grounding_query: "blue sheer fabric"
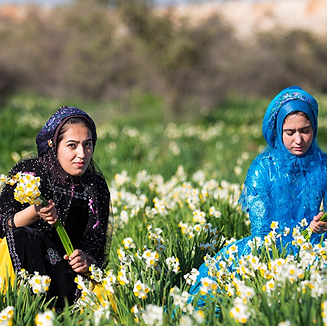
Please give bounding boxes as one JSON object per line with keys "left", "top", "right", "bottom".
{"left": 188, "top": 86, "right": 327, "bottom": 306}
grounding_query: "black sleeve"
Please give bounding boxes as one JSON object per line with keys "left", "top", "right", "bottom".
{"left": 0, "top": 158, "right": 47, "bottom": 237}
{"left": 81, "top": 175, "right": 111, "bottom": 267}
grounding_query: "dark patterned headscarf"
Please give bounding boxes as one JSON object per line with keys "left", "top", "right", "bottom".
{"left": 36, "top": 106, "right": 97, "bottom": 156}
{"left": 35, "top": 106, "right": 99, "bottom": 188}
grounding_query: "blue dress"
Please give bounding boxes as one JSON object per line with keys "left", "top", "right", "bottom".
{"left": 189, "top": 146, "right": 327, "bottom": 303}
{"left": 189, "top": 86, "right": 327, "bottom": 306}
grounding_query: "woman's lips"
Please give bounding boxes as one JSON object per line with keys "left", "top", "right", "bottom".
{"left": 74, "top": 162, "right": 85, "bottom": 167}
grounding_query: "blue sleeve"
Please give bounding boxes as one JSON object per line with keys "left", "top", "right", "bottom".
{"left": 317, "top": 151, "right": 327, "bottom": 212}
{"left": 238, "top": 156, "right": 272, "bottom": 236}
{"left": 323, "top": 175, "right": 327, "bottom": 213}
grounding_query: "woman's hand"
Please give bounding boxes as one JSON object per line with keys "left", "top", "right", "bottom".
{"left": 310, "top": 211, "right": 327, "bottom": 234}
{"left": 35, "top": 199, "right": 58, "bottom": 225}
{"left": 64, "top": 249, "right": 91, "bottom": 274}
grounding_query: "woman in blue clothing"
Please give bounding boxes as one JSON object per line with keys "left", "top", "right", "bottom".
{"left": 189, "top": 86, "right": 327, "bottom": 305}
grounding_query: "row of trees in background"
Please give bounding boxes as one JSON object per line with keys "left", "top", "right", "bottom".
{"left": 1, "top": 0, "right": 327, "bottom": 119}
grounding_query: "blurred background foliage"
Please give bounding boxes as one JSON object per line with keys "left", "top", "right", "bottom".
{"left": 3, "top": 91, "right": 327, "bottom": 187}
{"left": 2, "top": 0, "right": 327, "bottom": 121}
{"left": 2, "top": 0, "right": 327, "bottom": 184}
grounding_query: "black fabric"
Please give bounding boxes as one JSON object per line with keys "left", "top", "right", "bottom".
{"left": 65, "top": 195, "right": 88, "bottom": 249}
{"left": 0, "top": 157, "right": 111, "bottom": 308}
{"left": 10, "top": 227, "right": 77, "bottom": 308}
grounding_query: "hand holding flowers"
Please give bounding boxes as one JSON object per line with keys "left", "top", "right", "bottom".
{"left": 302, "top": 212, "right": 327, "bottom": 241}
{"left": 309, "top": 211, "right": 327, "bottom": 233}
{"left": 64, "top": 250, "right": 91, "bottom": 274}
{"left": 1, "top": 172, "right": 74, "bottom": 255}
{"left": 34, "top": 200, "right": 58, "bottom": 225}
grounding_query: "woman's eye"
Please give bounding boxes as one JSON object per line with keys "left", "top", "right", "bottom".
{"left": 68, "top": 143, "right": 76, "bottom": 148}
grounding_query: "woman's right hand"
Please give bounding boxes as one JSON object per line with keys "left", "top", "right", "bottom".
{"left": 35, "top": 200, "right": 58, "bottom": 225}
{"left": 310, "top": 211, "right": 327, "bottom": 234}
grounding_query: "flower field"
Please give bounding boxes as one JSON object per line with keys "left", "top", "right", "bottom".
{"left": 2, "top": 93, "right": 327, "bottom": 325}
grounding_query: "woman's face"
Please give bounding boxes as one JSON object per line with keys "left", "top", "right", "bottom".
{"left": 282, "top": 113, "right": 313, "bottom": 156}
{"left": 57, "top": 123, "right": 93, "bottom": 176}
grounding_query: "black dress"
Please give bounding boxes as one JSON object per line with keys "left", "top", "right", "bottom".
{"left": 0, "top": 157, "right": 111, "bottom": 308}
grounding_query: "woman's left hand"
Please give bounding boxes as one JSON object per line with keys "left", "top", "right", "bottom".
{"left": 310, "top": 212, "right": 327, "bottom": 234}
{"left": 64, "top": 249, "right": 89, "bottom": 274}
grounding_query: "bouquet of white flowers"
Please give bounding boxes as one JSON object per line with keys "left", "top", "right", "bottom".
{"left": 1, "top": 172, "right": 74, "bottom": 255}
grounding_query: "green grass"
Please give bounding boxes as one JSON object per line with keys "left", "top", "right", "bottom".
{"left": 0, "top": 91, "right": 268, "bottom": 183}
{"left": 2, "top": 92, "right": 327, "bottom": 325}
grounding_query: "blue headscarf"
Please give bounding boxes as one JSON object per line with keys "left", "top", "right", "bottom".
{"left": 262, "top": 86, "right": 318, "bottom": 152}
{"left": 262, "top": 86, "right": 318, "bottom": 148}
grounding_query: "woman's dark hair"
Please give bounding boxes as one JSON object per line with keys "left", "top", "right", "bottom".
{"left": 285, "top": 110, "right": 310, "bottom": 121}
{"left": 57, "top": 117, "right": 93, "bottom": 145}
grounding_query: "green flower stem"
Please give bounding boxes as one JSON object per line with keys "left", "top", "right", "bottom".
{"left": 40, "top": 195, "right": 74, "bottom": 256}
{"left": 320, "top": 212, "right": 327, "bottom": 222}
{"left": 54, "top": 220, "right": 74, "bottom": 256}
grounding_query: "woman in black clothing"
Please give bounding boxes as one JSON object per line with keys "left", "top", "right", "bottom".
{"left": 0, "top": 106, "right": 112, "bottom": 309}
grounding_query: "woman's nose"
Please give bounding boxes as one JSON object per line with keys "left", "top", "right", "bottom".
{"left": 77, "top": 145, "right": 85, "bottom": 158}
{"left": 294, "top": 132, "right": 303, "bottom": 144}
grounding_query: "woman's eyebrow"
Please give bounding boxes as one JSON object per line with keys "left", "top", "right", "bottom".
{"left": 283, "top": 126, "right": 311, "bottom": 131}
{"left": 66, "top": 138, "right": 92, "bottom": 143}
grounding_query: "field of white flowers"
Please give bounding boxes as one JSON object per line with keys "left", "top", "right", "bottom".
{"left": 2, "top": 93, "right": 327, "bottom": 325}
